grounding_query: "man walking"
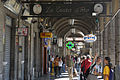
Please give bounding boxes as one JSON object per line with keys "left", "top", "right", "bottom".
{"left": 66, "top": 53, "right": 73, "bottom": 80}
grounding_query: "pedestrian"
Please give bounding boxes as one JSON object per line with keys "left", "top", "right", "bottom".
{"left": 76, "top": 57, "right": 80, "bottom": 72}
{"left": 62, "top": 57, "right": 66, "bottom": 72}
{"left": 54, "top": 55, "right": 59, "bottom": 77}
{"left": 66, "top": 53, "right": 73, "bottom": 80}
{"left": 58, "top": 57, "right": 63, "bottom": 77}
{"left": 81, "top": 55, "right": 86, "bottom": 63}
{"left": 103, "top": 57, "right": 112, "bottom": 80}
{"left": 81, "top": 55, "right": 92, "bottom": 80}
{"left": 81, "top": 54, "right": 97, "bottom": 80}
{"left": 93, "top": 56, "right": 102, "bottom": 76}
{"left": 50, "top": 59, "right": 52, "bottom": 73}
{"left": 51, "top": 55, "right": 54, "bottom": 62}
{"left": 50, "top": 55, "right": 54, "bottom": 73}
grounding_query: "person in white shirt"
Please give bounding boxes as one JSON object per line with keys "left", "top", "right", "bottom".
{"left": 58, "top": 57, "right": 63, "bottom": 77}
{"left": 93, "top": 57, "right": 102, "bottom": 76}
{"left": 51, "top": 55, "right": 54, "bottom": 62}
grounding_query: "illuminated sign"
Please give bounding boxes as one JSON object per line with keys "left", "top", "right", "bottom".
{"left": 83, "top": 34, "right": 97, "bottom": 43}
{"left": 40, "top": 32, "right": 52, "bottom": 38}
{"left": 66, "top": 42, "right": 74, "bottom": 49}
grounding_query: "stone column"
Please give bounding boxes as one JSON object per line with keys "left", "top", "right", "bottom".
{"left": 0, "top": 5, "right": 4, "bottom": 80}
{"left": 107, "top": 24, "right": 110, "bottom": 56}
{"left": 119, "top": 12, "right": 120, "bottom": 66}
{"left": 40, "top": 35, "right": 43, "bottom": 76}
{"left": 115, "top": 12, "right": 120, "bottom": 65}
{"left": 103, "top": 27, "right": 108, "bottom": 57}
{"left": 27, "top": 25, "right": 31, "bottom": 80}
{"left": 30, "top": 23, "right": 35, "bottom": 80}
{"left": 99, "top": 33, "right": 101, "bottom": 56}
{"left": 34, "top": 21, "right": 41, "bottom": 78}
{"left": 100, "top": 32, "right": 104, "bottom": 66}
{"left": 108, "top": 22, "right": 115, "bottom": 66}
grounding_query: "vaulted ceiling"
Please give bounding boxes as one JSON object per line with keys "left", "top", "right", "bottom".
{"left": 46, "top": 17, "right": 97, "bottom": 38}
{"left": 23, "top": 0, "right": 98, "bottom": 38}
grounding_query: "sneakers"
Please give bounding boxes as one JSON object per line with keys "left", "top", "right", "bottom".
{"left": 59, "top": 75, "right": 62, "bottom": 77}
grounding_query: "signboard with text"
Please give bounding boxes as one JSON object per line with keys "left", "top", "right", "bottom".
{"left": 30, "top": 2, "right": 94, "bottom": 17}
{"left": 83, "top": 34, "right": 97, "bottom": 43}
{"left": 18, "top": 28, "right": 28, "bottom": 36}
{"left": 40, "top": 32, "right": 52, "bottom": 38}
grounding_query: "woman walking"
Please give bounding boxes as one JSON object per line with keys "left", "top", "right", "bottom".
{"left": 58, "top": 57, "right": 63, "bottom": 77}
{"left": 103, "top": 57, "right": 112, "bottom": 80}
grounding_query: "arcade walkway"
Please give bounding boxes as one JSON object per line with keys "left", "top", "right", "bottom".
{"left": 1, "top": 0, "right": 120, "bottom": 80}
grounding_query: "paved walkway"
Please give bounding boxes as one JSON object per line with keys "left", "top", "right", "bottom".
{"left": 54, "top": 72, "right": 79, "bottom": 80}
{"left": 38, "top": 72, "right": 80, "bottom": 80}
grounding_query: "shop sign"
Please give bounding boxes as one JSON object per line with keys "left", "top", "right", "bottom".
{"left": 18, "top": 28, "right": 28, "bottom": 36}
{"left": 83, "top": 34, "right": 97, "bottom": 43}
{"left": 30, "top": 2, "right": 94, "bottom": 17}
{"left": 66, "top": 42, "right": 74, "bottom": 49}
{"left": 40, "top": 32, "right": 52, "bottom": 38}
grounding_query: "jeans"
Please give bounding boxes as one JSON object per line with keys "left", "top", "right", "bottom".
{"left": 62, "top": 64, "right": 66, "bottom": 72}
{"left": 59, "top": 67, "right": 62, "bottom": 75}
{"left": 54, "top": 66, "right": 58, "bottom": 77}
{"left": 50, "top": 61, "right": 52, "bottom": 73}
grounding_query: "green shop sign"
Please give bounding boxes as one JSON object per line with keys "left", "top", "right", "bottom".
{"left": 66, "top": 42, "right": 74, "bottom": 49}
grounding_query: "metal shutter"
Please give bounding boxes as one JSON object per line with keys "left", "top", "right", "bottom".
{"left": 4, "top": 26, "right": 11, "bottom": 80}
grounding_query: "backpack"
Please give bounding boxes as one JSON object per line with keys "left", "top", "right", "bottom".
{"left": 109, "top": 68, "right": 114, "bottom": 80}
